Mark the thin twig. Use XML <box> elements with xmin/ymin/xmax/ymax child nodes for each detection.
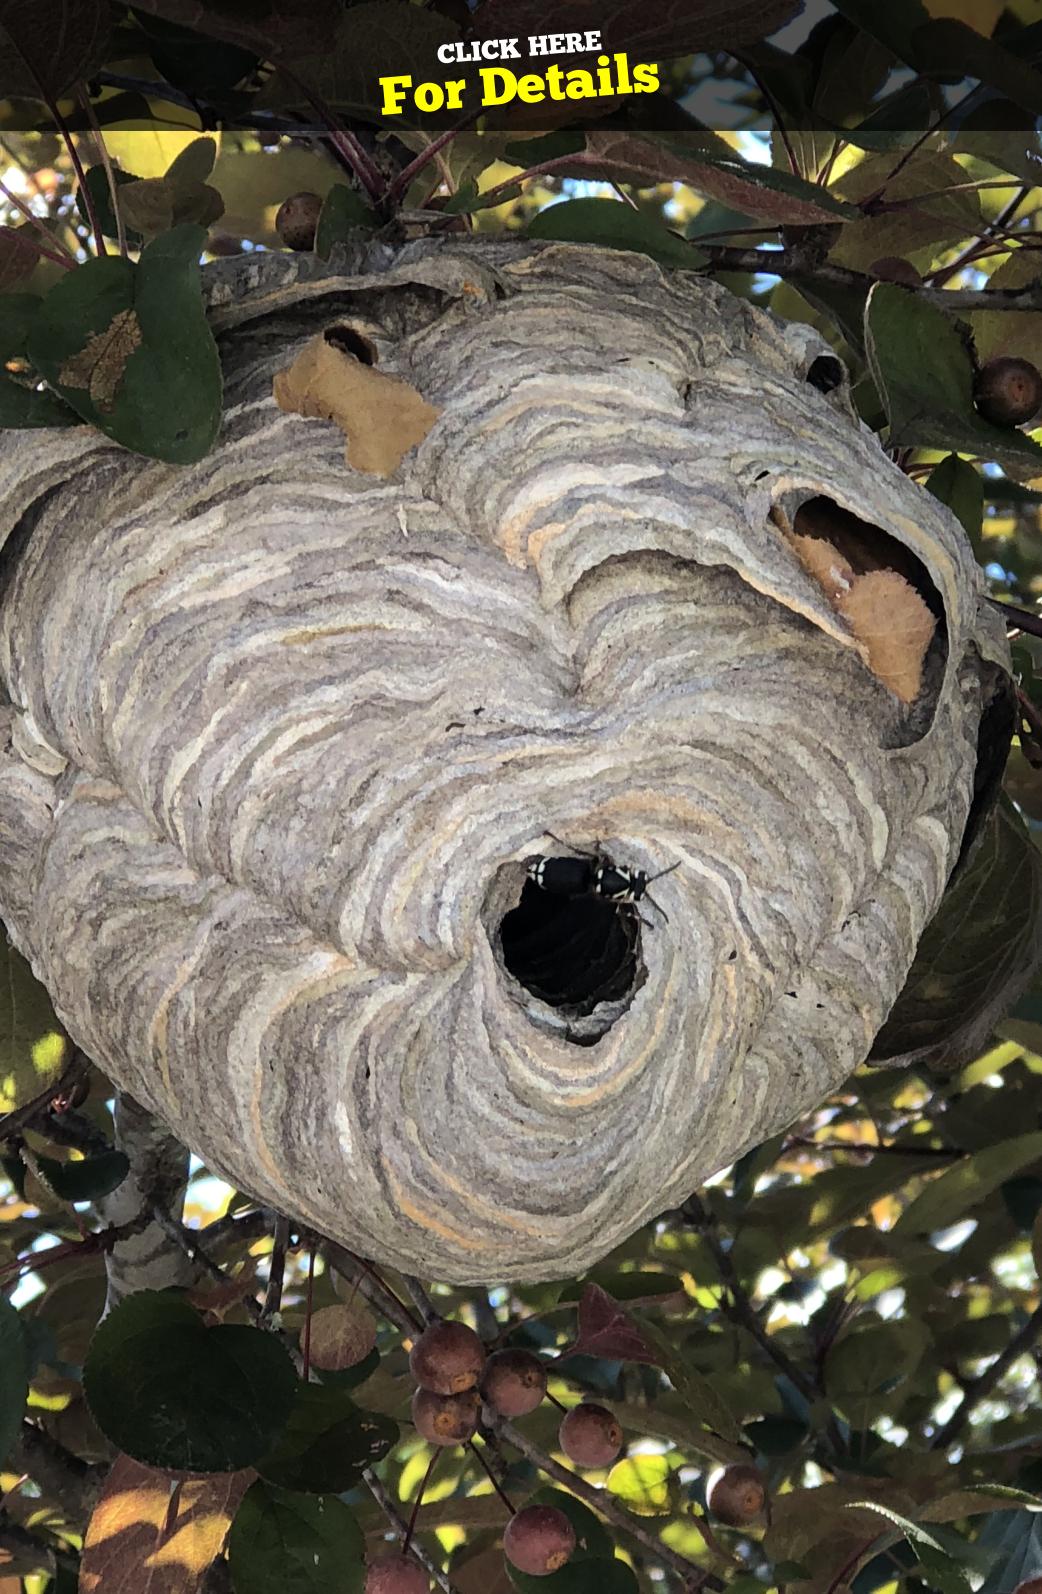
<box><xmin>734</xmin><ymin>52</ymin><xmax>799</xmax><ymax>178</ymax></box>
<box><xmin>324</xmin><ymin>1242</ymin><xmax>423</xmax><ymax>1333</ymax></box>
<box><xmin>695</xmin><ymin>244</ymin><xmax>1042</xmax><ymax>310</ymax></box>
<box><xmin>75</xmin><ymin>86</ymin><xmax>126</xmax><ymax>257</ymax></box>
<box><xmin>302</xmin><ymin>1244</ymin><xmax>316</xmax><ymax>1379</ymax></box>
<box><xmin>0</xmin><ymin>1052</ymin><xmax>90</xmax><ymax>1144</ymax></box>
<box><xmin>0</xmin><ymin>175</ymin><xmax>77</xmax><ymax>265</ymax></box>
<box><xmin>14</xmin><ymin>1422</ymin><xmax>101</xmax><ymax>1521</ymax></box>
<box><xmin>928</xmin><ymin>185</ymin><xmax>1030</xmax><ymax>289</ymax></box>
<box><xmin>825</xmin><ymin>1531</ymin><xmax>886</xmax><ymax>1594</ymax></box>
<box><xmin>43</xmin><ymin>95</ymin><xmax>105</xmax><ymax>258</ymax></box>
<box><xmin>362</xmin><ymin>1466</ymin><xmax>457</xmax><ymax>1594</ymax></box>
<box><xmin>150</xmin><ymin>1205</ymin><xmax>265</xmax><ymax>1323</ymax></box>
<box><xmin>262</xmin><ymin>1214</ymin><xmax>290</xmax><ymax>1320</ymax></box>
<box><xmin>785</xmin><ymin>1135</ymin><xmax>961</xmax><ymax>1159</ymax></box>
<box><xmin>387</xmin><ymin>124</ymin><xmax>472</xmax><ymax>204</ymax></box>
<box><xmin>466</xmin><ymin>1437</ymin><xmax>516</xmax><ymax>1516</ymax></box>
<box><xmin>992</xmin><ymin>596</ymin><xmax>1042</xmax><ymax>639</ymax></box>
<box><xmin>401</xmin><ymin>1274</ymin><xmax>438</xmax><ymax>1324</ymax></box>
<box><xmin>405</xmin><ymin>1451</ymin><xmax>441</xmax><ymax>1553</ymax></box>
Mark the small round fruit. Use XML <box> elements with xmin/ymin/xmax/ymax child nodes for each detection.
<box><xmin>558</xmin><ymin>1403</ymin><xmax>623</xmax><ymax>1468</ymax></box>
<box><xmin>366</xmin><ymin>1554</ymin><xmax>430</xmax><ymax>1594</ymax></box>
<box><xmin>410</xmin><ymin>1319</ymin><xmax>485</xmax><ymax>1395</ymax></box>
<box><xmin>275</xmin><ymin>191</ymin><xmax>323</xmax><ymax>251</ymax></box>
<box><xmin>481</xmin><ymin>1348</ymin><xmax>547</xmax><ymax>1417</ymax></box>
<box><xmin>868</xmin><ymin>255</ymin><xmax>922</xmax><ymax>286</ymax></box>
<box><xmin>707</xmin><ymin>1463</ymin><xmax>767</xmax><ymax>1526</ymax></box>
<box><xmin>411</xmin><ymin>1386</ymin><xmax>480</xmax><ymax>1446</ymax></box>
<box><xmin>306</xmin><ymin>1301</ymin><xmax>377</xmax><ymax>1371</ymax></box>
<box><xmin>503</xmin><ymin>1506</ymin><xmax>576</xmax><ymax>1576</ymax></box>
<box><xmin>974</xmin><ymin>355</ymin><xmax>1042</xmax><ymax>428</ymax></box>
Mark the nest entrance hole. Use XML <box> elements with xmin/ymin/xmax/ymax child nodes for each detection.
<box><xmin>500</xmin><ymin>881</ymin><xmax>642</xmax><ymax>1033</ymax></box>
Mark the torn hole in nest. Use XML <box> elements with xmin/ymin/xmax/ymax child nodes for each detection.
<box><xmin>771</xmin><ymin>494</ymin><xmax>946</xmax><ymax>706</ymax></box>
<box><xmin>805</xmin><ymin>354</ymin><xmax>845</xmax><ymax>394</ymax></box>
<box><xmin>323</xmin><ymin>324</ymin><xmax>378</xmax><ymax>365</ymax></box>
<box><xmin>500</xmin><ymin>881</ymin><xmax>645</xmax><ymax>1036</ymax></box>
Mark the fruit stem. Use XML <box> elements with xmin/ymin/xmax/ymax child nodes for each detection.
<box><xmin>401</xmin><ymin>1273</ymin><xmax>438</xmax><ymax>1324</ymax></box>
<box><xmin>302</xmin><ymin>1244</ymin><xmax>316</xmax><ymax>1380</ymax></box>
<box><xmin>404</xmin><ymin>1450</ymin><xmax>441</xmax><ymax>1555</ymax></box>
<box><xmin>466</xmin><ymin>1437</ymin><xmax>516</xmax><ymax>1516</ymax></box>
<box><xmin>261</xmin><ymin>1214</ymin><xmax>290</xmax><ymax>1321</ymax></box>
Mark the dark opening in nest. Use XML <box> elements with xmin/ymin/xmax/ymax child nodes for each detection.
<box><xmin>500</xmin><ymin>881</ymin><xmax>642</xmax><ymax>1031</ymax></box>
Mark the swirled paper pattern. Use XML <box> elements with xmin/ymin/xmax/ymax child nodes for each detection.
<box><xmin>0</xmin><ymin>239</ymin><xmax>1008</xmax><ymax>1280</ymax></box>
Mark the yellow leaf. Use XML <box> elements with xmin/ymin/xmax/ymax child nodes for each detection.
<box><xmin>606</xmin><ymin>1454</ymin><xmax>672</xmax><ymax>1516</ymax></box>
<box><xmin>102</xmin><ymin>130</ymin><xmax>215</xmax><ymax>181</ymax></box>
<box><xmin>923</xmin><ymin>0</ymin><xmax>1003</xmax><ymax>32</ymax></box>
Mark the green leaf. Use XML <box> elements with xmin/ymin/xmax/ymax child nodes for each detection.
<box><xmin>76</xmin><ymin>165</ymin><xmax>144</xmax><ymax>248</ymax></box>
<box><xmin>864</xmin><ymin>283</ymin><xmax>1042</xmax><ymax>475</ymax></box>
<box><xmin>896</xmin><ymin>1131</ymin><xmax>1042</xmax><ymax>1238</ymax></box>
<box><xmin>32</xmin><ymin>1150</ymin><xmax>130</xmax><ymax>1203</ymax></box>
<box><xmin>627</xmin><ymin>1312</ymin><xmax>745</xmax><ymax>1446</ymax></box>
<box><xmin>560</xmin><ymin>1270</ymin><xmax>685</xmax><ymax>1304</ymax></box>
<box><xmin>829</xmin><ymin>150</ymin><xmax>983</xmax><ymax>275</ymax></box>
<box><xmin>606</xmin><ymin>1454</ymin><xmax>671</xmax><ymax>1516</ymax></box>
<box><xmin>0</xmin><ymin>293</ymin><xmax>40</xmax><ymax>358</ymax></box>
<box><xmin>925</xmin><ymin>454</ymin><xmax>983</xmax><ymax>545</ymax></box>
<box><xmin>0</xmin><ymin>1295</ymin><xmax>28</xmax><ymax>1468</ymax></box>
<box><xmin>527</xmin><ymin>199</ymin><xmax>703</xmax><ymax>270</ymax></box>
<box><xmin>870</xmin><ymin>800</ymin><xmax>1042</xmax><ymax>1073</ymax></box>
<box><xmin>508</xmin><ymin>1559</ymin><xmax>637</xmax><ymax>1594</ymax></box>
<box><xmin>0</xmin><ymin>225</ymin><xmax>40</xmax><ymax>291</ymax></box>
<box><xmin>263</xmin><ymin>1</ymin><xmax>460</xmax><ymax>119</ymax></box>
<box><xmin>912</xmin><ymin>1541</ymin><xmax>973</xmax><ymax>1594</ymax></box>
<box><xmin>84</xmin><ymin>1289</ymin><xmax>298</xmax><ymax>1472</ymax></box>
<box><xmin>0</xmin><ymin>943</ymin><xmax>70</xmax><ymax>1113</ymax></box>
<box><xmin>28</xmin><ymin>223</ymin><xmax>223</xmax><ymax>464</ymax></box>
<box><xmin>977</xmin><ymin>1509</ymin><xmax>1042</xmax><ymax>1594</ymax></box>
<box><xmin>115</xmin><ymin>138</ymin><xmax>224</xmax><ymax>239</ymax></box>
<box><xmin>314</xmin><ymin>184</ymin><xmax>375</xmax><ymax>259</ymax></box>
<box><xmin>829</xmin><ymin>0</ymin><xmax>931</xmax><ymax>62</ymax></box>
<box><xmin>228</xmin><ymin>1480</ymin><xmax>365</xmax><ymax>1594</ymax></box>
<box><xmin>0</xmin><ymin>373</ymin><xmax>79</xmax><ymax>429</ymax></box>
<box><xmin>0</xmin><ymin>0</ymin><xmax>112</xmax><ymax>101</ymax></box>
<box><xmin>166</xmin><ymin>136</ymin><xmax>218</xmax><ymax>189</ymax></box>
<box><xmin>912</xmin><ymin>20</ymin><xmax>1042</xmax><ymax>115</ymax></box>
<box><xmin>824</xmin><ymin>1318</ymin><xmax>928</xmax><ymax>1412</ymax></box>
<box><xmin>257</xmin><ymin>1383</ymin><xmax>397</xmax><ymax>1493</ymax></box>
<box><xmin>315</xmin><ymin>1344</ymin><xmax>380</xmax><ymax>1390</ymax></box>
<box><xmin>586</xmin><ymin>131</ymin><xmax>859</xmax><ymax>226</ymax></box>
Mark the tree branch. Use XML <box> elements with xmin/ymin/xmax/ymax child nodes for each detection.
<box><xmin>696</xmin><ymin>245</ymin><xmax>1042</xmax><ymax>311</ymax></box>
<box><xmin>13</xmin><ymin>1421</ymin><xmax>102</xmax><ymax>1523</ymax></box>
<box><xmin>324</xmin><ymin>1242</ymin><xmax>423</xmax><ymax>1333</ymax></box>
<box><xmin>400</xmin><ymin>1274</ymin><xmax>438</xmax><ymax>1324</ymax></box>
<box><xmin>362</xmin><ymin>1465</ymin><xmax>458</xmax><ymax>1594</ymax></box>
<box><xmin>932</xmin><ymin>1300</ymin><xmax>1042</xmax><ymax>1449</ymax></box>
